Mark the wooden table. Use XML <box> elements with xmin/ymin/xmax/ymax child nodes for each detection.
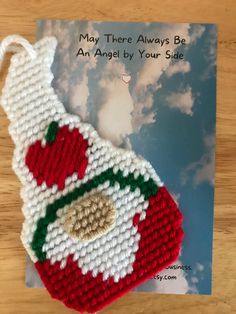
<box><xmin>0</xmin><ymin>1</ymin><xmax>235</xmax><ymax>313</ymax></box>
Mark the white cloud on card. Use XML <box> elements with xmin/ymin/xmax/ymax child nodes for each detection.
<box><xmin>42</xmin><ymin>20</ymin><xmax>99</xmax><ymax>116</ymax></box>
<box><xmin>70</xmin><ymin>72</ymin><xmax>89</xmax><ymax>120</ymax></box>
<box><xmin>195</xmin><ymin>262</ymin><xmax>205</xmax><ymax>272</ymax></box>
<box><xmin>96</xmin><ymin>23</ymin><xmax>202</xmax><ymax>144</ymax></box>
<box><xmin>166</xmin><ymin>86</ymin><xmax>195</xmax><ymax>116</ymax></box>
<box><xmin>153</xmin><ymin>261</ymin><xmax>195</xmax><ymax>294</ymax></box>
<box><xmin>97</xmin><ymin>60</ymin><xmax>134</xmax><ymax>145</ymax></box>
<box><xmin>166</xmin><ymin>61</ymin><xmax>191</xmax><ymax>77</ymax></box>
<box><xmin>190</xmin><ymin>24</ymin><xmax>206</xmax><ymax>44</ymax></box>
<box><xmin>134</xmin><ymin>24</ymin><xmax>191</xmax><ymax>91</ymax></box>
<box><xmin>181</xmin><ymin>132</ymin><xmax>215</xmax><ymax>186</ymax></box>
<box><xmin>131</xmin><ymin>23</ymin><xmax>193</xmax><ymax>132</ymax></box>
<box><xmin>201</xmin><ymin>25</ymin><xmax>217</xmax><ymax>80</ymax></box>
<box><xmin>135</xmin><ymin>259</ymin><xmax>198</xmax><ymax>294</ymax></box>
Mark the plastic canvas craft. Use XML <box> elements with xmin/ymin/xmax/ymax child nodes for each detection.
<box><xmin>0</xmin><ymin>35</ymin><xmax>184</xmax><ymax>313</ymax></box>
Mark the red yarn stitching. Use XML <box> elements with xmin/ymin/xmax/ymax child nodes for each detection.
<box><xmin>35</xmin><ymin>187</ymin><xmax>184</xmax><ymax>313</ymax></box>
<box><xmin>133</xmin><ymin>213</ymin><xmax>141</xmax><ymax>226</ymax></box>
<box><xmin>25</xmin><ymin>125</ymin><xmax>89</xmax><ymax>190</ymax></box>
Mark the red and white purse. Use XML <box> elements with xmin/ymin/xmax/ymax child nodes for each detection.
<box><xmin>0</xmin><ymin>35</ymin><xmax>184</xmax><ymax>313</ymax></box>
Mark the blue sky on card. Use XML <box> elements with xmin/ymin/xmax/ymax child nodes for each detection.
<box><xmin>37</xmin><ymin>20</ymin><xmax>217</xmax><ymax>294</ymax></box>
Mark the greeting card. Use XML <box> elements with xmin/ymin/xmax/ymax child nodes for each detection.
<box><xmin>25</xmin><ymin>20</ymin><xmax>217</xmax><ymax>295</ymax></box>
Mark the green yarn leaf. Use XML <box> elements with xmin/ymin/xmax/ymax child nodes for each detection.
<box><xmin>45</xmin><ymin>121</ymin><xmax>59</xmax><ymax>144</ymax></box>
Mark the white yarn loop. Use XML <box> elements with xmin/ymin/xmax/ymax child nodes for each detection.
<box><xmin>0</xmin><ymin>35</ymin><xmax>37</xmax><ymax>69</ymax></box>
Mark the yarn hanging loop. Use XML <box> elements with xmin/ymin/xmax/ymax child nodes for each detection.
<box><xmin>0</xmin><ymin>35</ymin><xmax>37</xmax><ymax>70</ymax></box>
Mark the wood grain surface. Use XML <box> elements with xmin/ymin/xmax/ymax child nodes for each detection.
<box><xmin>0</xmin><ymin>1</ymin><xmax>235</xmax><ymax>313</ymax></box>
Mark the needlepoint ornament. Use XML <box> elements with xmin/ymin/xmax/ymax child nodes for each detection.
<box><xmin>0</xmin><ymin>35</ymin><xmax>184</xmax><ymax>313</ymax></box>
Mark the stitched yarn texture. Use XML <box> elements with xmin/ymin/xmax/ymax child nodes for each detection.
<box><xmin>64</xmin><ymin>193</ymin><xmax>116</xmax><ymax>241</ymax></box>
<box><xmin>0</xmin><ymin>36</ymin><xmax>184</xmax><ymax>313</ymax></box>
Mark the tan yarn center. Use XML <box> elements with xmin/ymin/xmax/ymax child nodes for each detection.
<box><xmin>64</xmin><ymin>194</ymin><xmax>116</xmax><ymax>241</ymax></box>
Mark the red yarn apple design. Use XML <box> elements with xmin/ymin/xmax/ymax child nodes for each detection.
<box><xmin>25</xmin><ymin>120</ymin><xmax>184</xmax><ymax>313</ymax></box>
<box><xmin>25</xmin><ymin>122</ymin><xmax>88</xmax><ymax>190</ymax></box>
<box><xmin>35</xmin><ymin>187</ymin><xmax>184</xmax><ymax>313</ymax></box>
